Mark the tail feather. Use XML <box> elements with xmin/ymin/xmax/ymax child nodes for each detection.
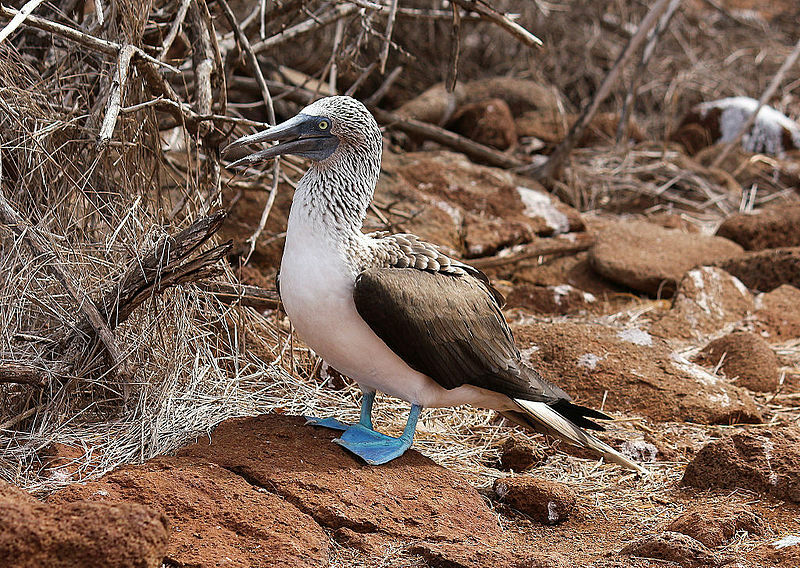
<box><xmin>506</xmin><ymin>399</ymin><xmax>647</xmax><ymax>474</ymax></box>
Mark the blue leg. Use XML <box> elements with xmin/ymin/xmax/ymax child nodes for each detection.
<box><xmin>305</xmin><ymin>390</ymin><xmax>375</xmax><ymax>431</ymax></box>
<box><xmin>335</xmin><ymin>404</ymin><xmax>422</xmax><ymax>465</ymax></box>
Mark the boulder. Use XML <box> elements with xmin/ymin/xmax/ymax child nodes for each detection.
<box><xmin>666</xmin><ymin>503</ymin><xmax>765</xmax><ymax>548</ymax></box>
<box><xmin>714</xmin><ymin>247</ymin><xmax>800</xmax><ymax>292</ymax></box>
<box><xmin>514</xmin><ymin>321</ymin><xmax>761</xmax><ymax>425</ymax></box>
<box><xmin>650</xmin><ymin>267</ymin><xmax>754</xmax><ymax>341</ymax></box>
<box><xmin>377</xmin><ymin>151</ymin><xmax>583</xmax><ymax>257</ymax></box>
<box><xmin>493</xmin><ymin>477</ymin><xmax>577</xmax><ymax>525</ymax></box>
<box><xmin>589</xmin><ymin>221</ymin><xmax>743</xmax><ymax>297</ymax></box>
<box><xmin>620</xmin><ymin>531</ymin><xmax>717</xmax><ymax>567</ymax></box>
<box><xmin>516</xmin><ymin>111</ymin><xmax>645</xmax><ymax>147</ymax></box>
<box><xmin>447</xmin><ymin>98</ymin><xmax>518</xmax><ymax>150</ymax></box>
<box><xmin>754</xmin><ymin>284</ymin><xmax>800</xmax><ymax>340</ymax></box>
<box><xmin>177</xmin><ymin>414</ymin><xmax>502</xmax><ymax>548</ymax></box>
<box><xmin>683</xmin><ymin>428</ymin><xmax>800</xmax><ymax>502</ymax></box>
<box><xmin>49</xmin><ymin>456</ymin><xmax>328</xmax><ymax>568</ymax></box>
<box><xmin>696</xmin><ymin>332</ymin><xmax>780</xmax><ymax>392</ymax></box>
<box><xmin>716</xmin><ymin>204</ymin><xmax>800</xmax><ymax>250</ymax></box>
<box><xmin>1</xmin><ymin>480</ymin><xmax>169</xmax><ymax>568</ymax></box>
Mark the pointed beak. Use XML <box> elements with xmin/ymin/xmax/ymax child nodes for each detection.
<box><xmin>222</xmin><ymin>113</ymin><xmax>338</xmax><ymax>168</ymax></box>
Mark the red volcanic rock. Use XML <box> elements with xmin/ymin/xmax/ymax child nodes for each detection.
<box><xmin>666</xmin><ymin>503</ymin><xmax>765</xmax><ymax>548</ymax></box>
<box><xmin>754</xmin><ymin>284</ymin><xmax>800</xmax><ymax>340</ymax></box>
<box><xmin>448</xmin><ymin>98</ymin><xmax>518</xmax><ymax>150</ymax></box>
<box><xmin>683</xmin><ymin>428</ymin><xmax>800</xmax><ymax>502</ymax></box>
<box><xmin>697</xmin><ymin>332</ymin><xmax>780</xmax><ymax>392</ymax></box>
<box><xmin>505</xmin><ymin>283</ymin><xmax>597</xmax><ymax>315</ymax></box>
<box><xmin>716</xmin><ymin>204</ymin><xmax>800</xmax><ymax>250</ymax></box>
<box><xmin>495</xmin><ymin>436</ymin><xmax>546</xmax><ymax>472</ymax></box>
<box><xmin>714</xmin><ymin>247</ymin><xmax>800</xmax><ymax>292</ymax></box>
<box><xmin>177</xmin><ymin>414</ymin><xmax>502</xmax><ymax>547</ymax></box>
<box><xmin>1</xmin><ymin>480</ymin><xmax>169</xmax><ymax>568</ymax></box>
<box><xmin>514</xmin><ymin>320</ymin><xmax>761</xmax><ymax>425</ymax></box>
<box><xmin>650</xmin><ymin>267</ymin><xmax>754</xmax><ymax>341</ymax></box>
<box><xmin>620</xmin><ymin>531</ymin><xmax>717</xmax><ymax>567</ymax></box>
<box><xmin>589</xmin><ymin>220</ymin><xmax>743</xmax><ymax>297</ymax></box>
<box><xmin>493</xmin><ymin>477</ymin><xmax>577</xmax><ymax>525</ymax></box>
<box><xmin>49</xmin><ymin>456</ymin><xmax>328</xmax><ymax>568</ymax></box>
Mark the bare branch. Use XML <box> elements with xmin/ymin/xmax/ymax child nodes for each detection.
<box><xmin>466</xmin><ymin>233</ymin><xmax>595</xmax><ymax>269</ymax></box>
<box><xmin>98</xmin><ymin>44</ymin><xmax>136</xmax><ymax>148</ymax></box>
<box><xmin>450</xmin><ymin>0</ymin><xmax>542</xmax><ymax>48</ymax></box>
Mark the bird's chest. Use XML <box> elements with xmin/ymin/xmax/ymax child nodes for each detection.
<box><xmin>279</xmin><ymin>210</ymin><xmax>361</xmax><ymax>352</ymax></box>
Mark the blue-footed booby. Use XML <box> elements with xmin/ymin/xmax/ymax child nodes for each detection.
<box><xmin>223</xmin><ymin>96</ymin><xmax>644</xmax><ymax>472</ymax></box>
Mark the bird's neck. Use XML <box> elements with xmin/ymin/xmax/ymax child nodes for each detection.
<box><xmin>289</xmin><ymin>145</ymin><xmax>382</xmax><ymax>242</ymax></box>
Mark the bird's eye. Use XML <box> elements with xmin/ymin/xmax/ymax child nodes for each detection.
<box><xmin>318</xmin><ymin>120</ymin><xmax>329</xmax><ymax>130</ymax></box>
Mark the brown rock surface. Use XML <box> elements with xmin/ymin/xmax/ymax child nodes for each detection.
<box><xmin>49</xmin><ymin>456</ymin><xmax>328</xmax><ymax>568</ymax></box>
<box><xmin>697</xmin><ymin>332</ymin><xmax>780</xmax><ymax>392</ymax></box>
<box><xmin>505</xmin><ymin>283</ymin><xmax>597</xmax><ymax>315</ymax></box>
<box><xmin>666</xmin><ymin>503</ymin><xmax>765</xmax><ymax>547</ymax></box>
<box><xmin>589</xmin><ymin>220</ymin><xmax>743</xmax><ymax>297</ymax></box>
<box><xmin>493</xmin><ymin>477</ymin><xmax>577</xmax><ymax>525</ymax></box>
<box><xmin>650</xmin><ymin>267</ymin><xmax>754</xmax><ymax>340</ymax></box>
<box><xmin>447</xmin><ymin>98</ymin><xmax>518</xmax><ymax>150</ymax></box>
<box><xmin>1</xmin><ymin>480</ymin><xmax>169</xmax><ymax>568</ymax></box>
<box><xmin>377</xmin><ymin>151</ymin><xmax>583</xmax><ymax>257</ymax></box>
<box><xmin>716</xmin><ymin>205</ymin><xmax>800</xmax><ymax>250</ymax></box>
<box><xmin>516</xmin><ymin>111</ymin><xmax>645</xmax><ymax>147</ymax></box>
<box><xmin>713</xmin><ymin>247</ymin><xmax>800</xmax><ymax>292</ymax></box>
<box><xmin>683</xmin><ymin>428</ymin><xmax>800</xmax><ymax>502</ymax></box>
<box><xmin>754</xmin><ymin>284</ymin><xmax>800</xmax><ymax>340</ymax></box>
<box><xmin>178</xmin><ymin>414</ymin><xmax>502</xmax><ymax>547</ymax></box>
<box><xmin>495</xmin><ymin>436</ymin><xmax>545</xmax><ymax>472</ymax></box>
<box><xmin>620</xmin><ymin>531</ymin><xmax>717</xmax><ymax>566</ymax></box>
<box><xmin>514</xmin><ymin>321</ymin><xmax>761</xmax><ymax>424</ymax></box>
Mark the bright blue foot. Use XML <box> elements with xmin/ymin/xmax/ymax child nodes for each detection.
<box><xmin>334</xmin><ymin>404</ymin><xmax>421</xmax><ymax>465</ymax></box>
<box><xmin>304</xmin><ymin>416</ymin><xmax>351</xmax><ymax>431</ymax></box>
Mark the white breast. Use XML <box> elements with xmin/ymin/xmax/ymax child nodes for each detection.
<box><xmin>279</xmin><ymin>201</ymin><xmax>514</xmax><ymax>411</ymax></box>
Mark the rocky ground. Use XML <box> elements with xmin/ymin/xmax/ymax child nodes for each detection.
<box><xmin>4</xmin><ymin>146</ymin><xmax>800</xmax><ymax>567</ymax></box>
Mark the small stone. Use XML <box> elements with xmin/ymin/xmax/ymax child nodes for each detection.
<box><xmin>495</xmin><ymin>437</ymin><xmax>545</xmax><ymax>471</ymax></box>
<box><xmin>716</xmin><ymin>204</ymin><xmax>800</xmax><ymax>250</ymax></box>
<box><xmin>493</xmin><ymin>477</ymin><xmax>577</xmax><ymax>525</ymax></box>
<box><xmin>589</xmin><ymin>220</ymin><xmax>743</xmax><ymax>297</ymax></box>
<box><xmin>666</xmin><ymin>503</ymin><xmax>765</xmax><ymax>548</ymax></box>
<box><xmin>620</xmin><ymin>531</ymin><xmax>717</xmax><ymax>567</ymax></box>
<box><xmin>448</xmin><ymin>98</ymin><xmax>517</xmax><ymax>150</ymax></box>
<box><xmin>714</xmin><ymin>247</ymin><xmax>800</xmax><ymax>292</ymax></box>
<box><xmin>754</xmin><ymin>284</ymin><xmax>800</xmax><ymax>340</ymax></box>
<box><xmin>697</xmin><ymin>331</ymin><xmax>780</xmax><ymax>392</ymax></box>
<box><xmin>683</xmin><ymin>428</ymin><xmax>800</xmax><ymax>502</ymax></box>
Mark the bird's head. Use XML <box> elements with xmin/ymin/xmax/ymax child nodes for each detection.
<box><xmin>223</xmin><ymin>96</ymin><xmax>381</xmax><ymax>169</ymax></box>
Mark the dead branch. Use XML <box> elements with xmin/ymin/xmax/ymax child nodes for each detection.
<box><xmin>378</xmin><ymin>0</ymin><xmax>399</xmax><ymax>74</ymax></box>
<box><xmin>523</xmin><ymin>0</ymin><xmax>671</xmax><ymax>180</ymax></box>
<box><xmin>0</xmin><ymin>0</ymin><xmax>45</xmax><ymax>45</ymax></box>
<box><xmin>0</xmin><ymin>362</ymin><xmax>46</xmax><ymax>387</ymax></box>
<box><xmin>158</xmin><ymin>0</ymin><xmax>192</xmax><ymax>60</ymax></box>
<box><xmin>450</xmin><ymin>0</ymin><xmax>541</xmax><ymax>48</ymax></box>
<box><xmin>710</xmin><ymin>37</ymin><xmax>800</xmax><ymax>169</ymax></box>
<box><xmin>466</xmin><ymin>233</ymin><xmax>595</xmax><ymax>269</ymax></box>
<box><xmin>617</xmin><ymin>0</ymin><xmax>681</xmax><ymax>143</ymax></box>
<box><xmin>250</xmin><ymin>3</ymin><xmax>357</xmax><ymax>54</ymax></box>
<box><xmin>98</xmin><ymin>44</ymin><xmax>136</xmax><ymax>148</ymax></box>
<box><xmin>371</xmin><ymin>107</ymin><xmax>524</xmax><ymax>169</ymax></box>
<box><xmin>196</xmin><ymin>281</ymin><xmax>280</xmax><ymax>311</ymax></box>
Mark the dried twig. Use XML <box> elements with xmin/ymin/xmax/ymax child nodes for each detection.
<box><xmin>196</xmin><ymin>281</ymin><xmax>280</xmax><ymax>311</ymax></box>
<box><xmin>0</xmin><ymin>0</ymin><xmax>45</xmax><ymax>45</ymax></box>
<box><xmin>250</xmin><ymin>3</ymin><xmax>357</xmax><ymax>54</ymax></box>
<box><xmin>98</xmin><ymin>44</ymin><xmax>136</xmax><ymax>148</ymax></box>
<box><xmin>710</xmin><ymin>37</ymin><xmax>800</xmax><ymax>169</ymax></box>
<box><xmin>158</xmin><ymin>0</ymin><xmax>192</xmax><ymax>60</ymax></box>
<box><xmin>0</xmin><ymin>362</ymin><xmax>46</xmax><ymax>387</ymax></box>
<box><xmin>378</xmin><ymin>0</ymin><xmax>398</xmax><ymax>74</ymax></box>
<box><xmin>446</xmin><ymin>4</ymin><xmax>462</xmax><ymax>93</ymax></box>
<box><xmin>371</xmin><ymin>107</ymin><xmax>524</xmax><ymax>169</ymax></box>
<box><xmin>450</xmin><ymin>0</ymin><xmax>542</xmax><ymax>48</ymax></box>
<box><xmin>523</xmin><ymin>0</ymin><xmax>671</xmax><ymax>179</ymax></box>
<box><xmin>467</xmin><ymin>233</ymin><xmax>595</xmax><ymax>269</ymax></box>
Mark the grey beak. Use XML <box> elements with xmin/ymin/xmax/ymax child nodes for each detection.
<box><xmin>222</xmin><ymin>113</ymin><xmax>337</xmax><ymax>168</ymax></box>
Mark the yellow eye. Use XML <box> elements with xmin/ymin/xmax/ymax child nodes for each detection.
<box><xmin>318</xmin><ymin>120</ymin><xmax>329</xmax><ymax>130</ymax></box>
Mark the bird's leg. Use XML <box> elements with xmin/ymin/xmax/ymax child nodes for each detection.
<box><xmin>334</xmin><ymin>404</ymin><xmax>422</xmax><ymax>465</ymax></box>
<box><xmin>305</xmin><ymin>390</ymin><xmax>376</xmax><ymax>432</ymax></box>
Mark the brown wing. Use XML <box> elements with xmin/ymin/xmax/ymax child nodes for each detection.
<box><xmin>353</xmin><ymin>266</ymin><xmax>570</xmax><ymax>403</ymax></box>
